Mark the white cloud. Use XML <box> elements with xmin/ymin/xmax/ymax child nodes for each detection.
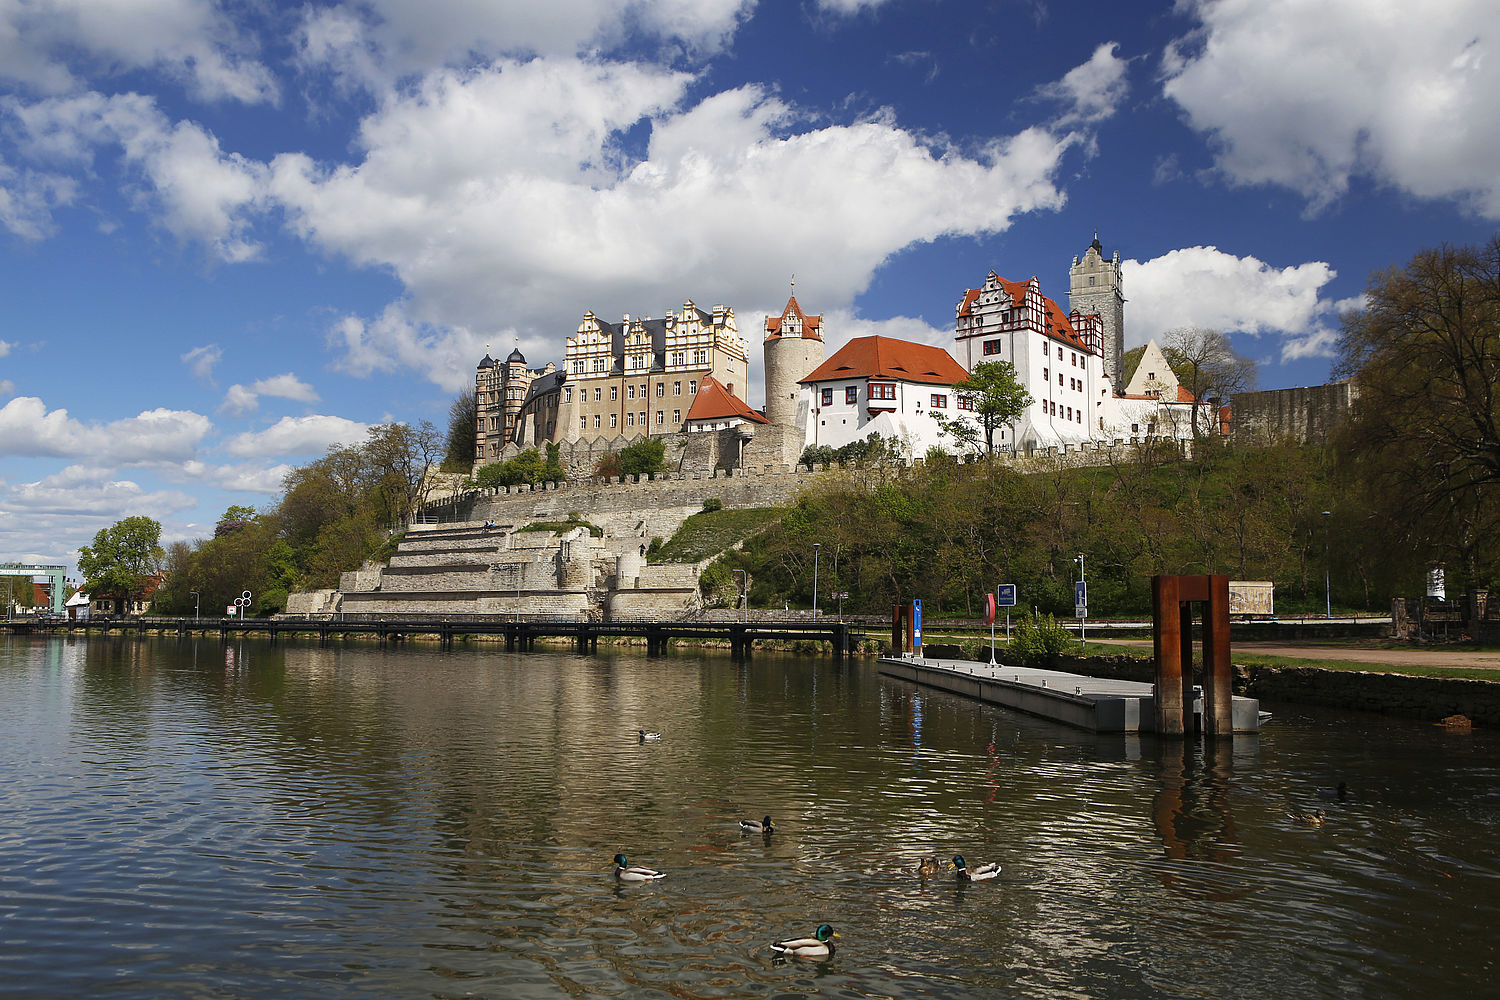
<box><xmin>221</xmin><ymin>384</ymin><xmax>258</xmax><ymax>415</ymax></box>
<box><xmin>181</xmin><ymin>343</ymin><xmax>221</xmax><ymax>382</ymax></box>
<box><xmin>1036</xmin><ymin>41</ymin><xmax>1129</xmax><ymax>125</ymax></box>
<box><xmin>0</xmin><ymin>379</ymin><xmax>13</xmax><ymax>396</ymax></box>
<box><xmin>8</xmin><ymin>91</ymin><xmax>269</xmax><ymax>259</ymax></box>
<box><xmin>1124</xmin><ymin>246</ymin><xmax>1342</xmax><ymax>361</ymax></box>
<box><xmin>0</xmin><ymin>0</ymin><xmax>276</xmax><ymax>104</ymax></box>
<box><xmin>224</xmin><ymin>414</ymin><xmax>370</xmax><ymax>458</ymax></box>
<box><xmin>220</xmin><ymin>373</ymin><xmax>320</xmax><ymax>415</ymax></box>
<box><xmin>0</xmin><ymin>338</ymin><xmax>11</xmax><ymax>357</ymax></box>
<box><xmin>165</xmin><ymin>460</ymin><xmax>293</xmax><ymax>494</ymax></box>
<box><xmin>272</xmin><ymin>53</ymin><xmax>1087</xmax><ymax>387</ymax></box>
<box><xmin>0</xmin><ymin>396</ymin><xmax>211</xmax><ymax>461</ymax></box>
<box><xmin>5</xmin><ymin>466</ymin><xmax>196</xmax><ymax>517</ymax></box>
<box><xmin>0</xmin><ymin>156</ymin><xmax>75</xmax><ymax>238</ymax></box>
<box><xmin>1164</xmin><ymin>0</ymin><xmax>1500</xmax><ymax>217</ymax></box>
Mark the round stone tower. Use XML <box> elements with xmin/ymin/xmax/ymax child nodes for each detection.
<box><xmin>762</xmin><ymin>294</ymin><xmax>824</xmax><ymax>429</ymax></box>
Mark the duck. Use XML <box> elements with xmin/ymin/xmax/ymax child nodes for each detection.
<box><xmin>1289</xmin><ymin>808</ymin><xmax>1326</xmax><ymax>827</ymax></box>
<box><xmin>949</xmin><ymin>854</ymin><xmax>1000</xmax><ymax>881</ymax></box>
<box><xmin>638</xmin><ymin>729</ymin><xmax>662</xmax><ymax>742</ymax></box>
<box><xmin>769</xmin><ymin>923</ymin><xmax>838</xmax><ymax>960</ymax></box>
<box><xmin>612</xmin><ymin>853</ymin><xmax>665</xmax><ymax>881</ymax></box>
<box><xmin>915</xmin><ymin>855</ymin><xmax>944</xmax><ymax>878</ymax></box>
<box><xmin>741</xmin><ymin>814</ymin><xmax>775</xmax><ymax>835</ymax></box>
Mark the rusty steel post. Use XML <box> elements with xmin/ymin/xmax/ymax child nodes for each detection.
<box><xmin>1203</xmin><ymin>574</ymin><xmax>1234</xmax><ymax>736</ymax></box>
<box><xmin>1152</xmin><ymin>575</ymin><xmax>1186</xmax><ymax>737</ymax></box>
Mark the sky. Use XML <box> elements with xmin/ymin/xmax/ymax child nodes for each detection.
<box><xmin>2</xmin><ymin>0</ymin><xmax>1497</xmax><ymax>583</ymax></box>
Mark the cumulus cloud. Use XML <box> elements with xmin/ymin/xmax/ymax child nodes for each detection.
<box><xmin>1036</xmin><ymin>41</ymin><xmax>1129</xmax><ymax>126</ymax></box>
<box><xmin>0</xmin><ymin>0</ymin><xmax>276</xmax><ymax>104</ymax></box>
<box><xmin>220</xmin><ymin>373</ymin><xmax>320</xmax><ymax>415</ymax></box>
<box><xmin>0</xmin><ymin>156</ymin><xmax>76</xmax><ymax>238</ymax></box>
<box><xmin>165</xmin><ymin>460</ymin><xmax>293</xmax><ymax>494</ymax></box>
<box><xmin>5</xmin><ymin>465</ymin><xmax>196</xmax><ymax>517</ymax></box>
<box><xmin>0</xmin><ymin>338</ymin><xmax>11</xmax><ymax>357</ymax></box>
<box><xmin>273</xmin><ymin>53</ymin><xmax>1086</xmax><ymax>387</ymax></box>
<box><xmin>1164</xmin><ymin>0</ymin><xmax>1500</xmax><ymax>217</ymax></box>
<box><xmin>224</xmin><ymin>414</ymin><xmax>370</xmax><ymax>458</ymax></box>
<box><xmin>1124</xmin><ymin>246</ymin><xmax>1343</xmax><ymax>361</ymax></box>
<box><xmin>8</xmin><ymin>91</ymin><xmax>269</xmax><ymax>260</ymax></box>
<box><xmin>0</xmin><ymin>396</ymin><xmax>211</xmax><ymax>461</ymax></box>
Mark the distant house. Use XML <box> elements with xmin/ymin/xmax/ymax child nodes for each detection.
<box><xmin>799</xmin><ymin>335</ymin><xmax>977</xmax><ymax>457</ymax></box>
<box><xmin>66</xmin><ymin>590</ymin><xmax>91</xmax><ymax>621</ymax></box>
<box><xmin>89</xmin><ymin>572</ymin><xmax>165</xmax><ymax>617</ymax></box>
<box><xmin>682</xmin><ymin>375</ymin><xmax>770</xmax><ymax>434</ymax></box>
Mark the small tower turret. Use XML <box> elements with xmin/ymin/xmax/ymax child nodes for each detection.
<box><xmin>1068</xmin><ymin>233</ymin><xmax>1125</xmax><ymax>388</ymax></box>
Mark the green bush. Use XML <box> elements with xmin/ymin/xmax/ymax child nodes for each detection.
<box><xmin>702</xmin><ymin>498</ymin><xmax>723</xmax><ymax>513</ymax></box>
<box><xmin>1008</xmin><ymin>612</ymin><xmax>1078</xmax><ymax>667</ymax></box>
<box><xmin>699</xmin><ymin>561</ymin><xmax>734</xmax><ymax>606</ymax></box>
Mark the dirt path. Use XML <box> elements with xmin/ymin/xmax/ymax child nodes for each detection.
<box><xmin>1093</xmin><ymin>638</ymin><xmax>1500</xmax><ymax>671</ymax></box>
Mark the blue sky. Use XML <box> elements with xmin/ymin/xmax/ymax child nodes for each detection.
<box><xmin>2</xmin><ymin>0</ymin><xmax>1497</xmax><ymax>581</ymax></box>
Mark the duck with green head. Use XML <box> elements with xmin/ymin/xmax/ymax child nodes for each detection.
<box><xmin>950</xmin><ymin>854</ymin><xmax>1000</xmax><ymax>881</ymax></box>
<box><xmin>770</xmin><ymin>923</ymin><xmax>838</xmax><ymax>959</ymax></box>
<box><xmin>612</xmin><ymin>853</ymin><xmax>665</xmax><ymax>881</ymax></box>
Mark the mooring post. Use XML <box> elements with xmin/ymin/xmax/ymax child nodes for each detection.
<box><xmin>1203</xmin><ymin>574</ymin><xmax>1234</xmax><ymax>736</ymax></box>
<box><xmin>1153</xmin><ymin>575</ymin><xmax>1187</xmax><ymax>737</ymax></box>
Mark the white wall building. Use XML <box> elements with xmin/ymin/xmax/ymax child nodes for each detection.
<box><xmin>799</xmin><ymin>335</ymin><xmax>979</xmax><ymax>458</ymax></box>
<box><xmin>1108</xmin><ymin>339</ymin><xmax>1221</xmax><ymax>442</ymax></box>
<box><xmin>953</xmin><ymin>271</ymin><xmax>1114</xmax><ymax>451</ymax></box>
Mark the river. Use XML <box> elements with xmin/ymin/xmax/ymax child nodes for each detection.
<box><xmin>2</xmin><ymin>635</ymin><xmax>1496</xmax><ymax>998</ymax></box>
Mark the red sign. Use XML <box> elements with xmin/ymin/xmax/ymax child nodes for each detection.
<box><xmin>984</xmin><ymin>593</ymin><xmax>996</xmax><ymax>625</ymax></box>
<box><xmin>227</xmin><ymin>606</ymin><xmax>237</xmax><ymax>616</ymax></box>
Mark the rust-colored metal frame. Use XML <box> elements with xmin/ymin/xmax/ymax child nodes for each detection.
<box><xmin>1151</xmin><ymin>574</ymin><xmax>1234</xmax><ymax>737</ymax></box>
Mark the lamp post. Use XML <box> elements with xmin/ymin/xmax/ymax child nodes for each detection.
<box><xmin>733</xmin><ymin>569</ymin><xmax>747</xmax><ymax>622</ymax></box>
<box><xmin>1322</xmin><ymin>510</ymin><xmax>1332</xmax><ymax>618</ymax></box>
<box><xmin>812</xmin><ymin>543</ymin><xmax>820</xmax><ymax>620</ymax></box>
<box><xmin>190</xmin><ymin>591</ymin><xmax>199</xmax><ymax>623</ymax></box>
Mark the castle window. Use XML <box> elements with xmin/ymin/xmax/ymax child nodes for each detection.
<box><xmin>594</xmin><ymin>387</ymin><xmax>602</xmax><ymax>402</ymax></box>
<box><xmin>628</xmin><ymin>385</ymin><xmax>635</xmax><ymax>400</ymax></box>
<box><xmin>610</xmin><ymin>413</ymin><xmax>617</xmax><ymax>428</ymax></box>
<box><xmin>656</xmin><ymin>410</ymin><xmax>664</xmax><ymax>425</ymax></box>
<box><xmin>580</xmin><ymin>417</ymin><xmax>587</xmax><ymax>431</ymax></box>
<box><xmin>1043</xmin><ymin>368</ymin><xmax>1048</xmax><ymax>380</ymax></box>
<box><xmin>639</xmin><ymin>410</ymin><xmax>646</xmax><ymax>425</ymax></box>
<box><xmin>870</xmin><ymin>383</ymin><xmax>896</xmax><ymax>400</ymax></box>
<box><xmin>957</xmin><ymin>396</ymin><xmax>973</xmax><ymax>410</ymax></box>
<box><xmin>673</xmin><ymin>409</ymin><xmax>680</xmax><ymax>424</ymax></box>
<box><xmin>593</xmin><ymin>414</ymin><xmax>601</xmax><ymax>429</ymax></box>
<box><xmin>845</xmin><ymin>386</ymin><xmax>858</xmax><ymax>404</ymax></box>
<box><xmin>564</xmin><ymin>387</ymin><xmax>572</xmax><ymax>403</ymax></box>
<box><xmin>611</xmin><ymin>386</ymin><xmax>618</xmax><ymax>401</ymax></box>
<box><xmin>821</xmin><ymin>388</ymin><xmax>833</xmax><ymax>406</ymax></box>
<box><xmin>689</xmin><ymin>380</ymin><xmax>697</xmax><ymax>394</ymax></box>
<box><xmin>674</xmin><ymin>381</ymin><xmax>681</xmax><ymax>395</ymax></box>
<box><xmin>628</xmin><ymin>412</ymin><xmax>635</xmax><ymax>426</ymax></box>
<box><xmin>983</xmin><ymin>339</ymin><xmax>1001</xmax><ymax>356</ymax></box>
<box><xmin>931</xmin><ymin>394</ymin><xmax>947</xmax><ymax>409</ymax></box>
<box><xmin>1089</xmin><ymin>276</ymin><xmax>1096</xmax><ymax>286</ymax></box>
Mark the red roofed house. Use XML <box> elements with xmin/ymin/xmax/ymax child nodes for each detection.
<box><xmin>798</xmin><ymin>335</ymin><xmax>980</xmax><ymax>457</ymax></box>
<box><xmin>953</xmin><ymin>269</ymin><xmax>1114</xmax><ymax>450</ymax></box>
<box><xmin>682</xmin><ymin>375</ymin><xmax>770</xmax><ymax>434</ymax></box>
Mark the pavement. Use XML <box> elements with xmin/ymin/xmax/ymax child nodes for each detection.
<box><xmin>1093</xmin><ymin>638</ymin><xmax>1500</xmax><ymax>671</ymax></box>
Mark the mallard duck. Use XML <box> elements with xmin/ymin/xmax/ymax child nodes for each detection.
<box><xmin>915</xmin><ymin>855</ymin><xmax>944</xmax><ymax>878</ymax></box>
<box><xmin>1289</xmin><ymin>808</ymin><xmax>1326</xmax><ymax>827</ymax></box>
<box><xmin>741</xmin><ymin>814</ymin><xmax>775</xmax><ymax>834</ymax></box>
<box><xmin>612</xmin><ymin>853</ymin><xmax>665</xmax><ymax>881</ymax></box>
<box><xmin>950</xmin><ymin>854</ymin><xmax>1000</xmax><ymax>881</ymax></box>
<box><xmin>769</xmin><ymin>923</ymin><xmax>838</xmax><ymax>959</ymax></box>
<box><xmin>638</xmin><ymin>729</ymin><xmax>662</xmax><ymax>742</ymax></box>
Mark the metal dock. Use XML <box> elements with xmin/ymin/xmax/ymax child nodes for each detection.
<box><xmin>877</xmin><ymin>655</ymin><xmax>1262</xmax><ymax>733</ymax></box>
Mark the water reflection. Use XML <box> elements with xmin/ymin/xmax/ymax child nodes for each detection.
<box><xmin>1</xmin><ymin>637</ymin><xmax>1498</xmax><ymax>999</ymax></box>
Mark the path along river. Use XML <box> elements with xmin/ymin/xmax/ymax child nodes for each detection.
<box><xmin>2</xmin><ymin>635</ymin><xmax>1497</xmax><ymax>998</ymax></box>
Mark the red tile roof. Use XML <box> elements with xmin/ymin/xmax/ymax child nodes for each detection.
<box><xmin>683</xmin><ymin>375</ymin><xmax>770</xmax><ymax>425</ymax></box>
<box><xmin>764</xmin><ymin>295</ymin><xmax>823</xmax><ymax>341</ymax></box>
<box><xmin>799</xmin><ymin>335</ymin><xmax>968</xmax><ymax>387</ymax></box>
<box><xmin>956</xmin><ymin>273</ymin><xmax>1092</xmax><ymax>353</ymax></box>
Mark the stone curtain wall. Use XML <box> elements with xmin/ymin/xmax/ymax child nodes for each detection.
<box><xmin>1230</xmin><ymin>381</ymin><xmax>1357</xmax><ymax>446</ymax></box>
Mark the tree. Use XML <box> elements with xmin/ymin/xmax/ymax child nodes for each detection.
<box><xmin>1335</xmin><ymin>236</ymin><xmax>1500</xmax><ymax>589</ymax></box>
<box><xmin>1162</xmin><ymin>327</ymin><xmax>1257</xmax><ymax>437</ymax></box>
<box><xmin>442</xmin><ymin>389</ymin><xmax>478</xmax><ymax>471</ymax></box>
<box><xmin>78</xmin><ymin>516</ymin><xmax>163</xmax><ymax>598</ymax></box>
<box><xmin>932</xmin><ymin>360</ymin><xmax>1032</xmax><ymax>455</ymax></box>
<box><xmin>619</xmin><ymin>438</ymin><xmax>666</xmax><ymax>476</ymax></box>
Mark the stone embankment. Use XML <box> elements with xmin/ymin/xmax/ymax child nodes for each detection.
<box><xmin>1052</xmin><ymin>653</ymin><xmax>1499</xmax><ymax>728</ymax></box>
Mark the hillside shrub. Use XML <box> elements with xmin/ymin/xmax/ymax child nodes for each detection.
<box><xmin>1009</xmin><ymin>612</ymin><xmax>1078</xmax><ymax>667</ymax></box>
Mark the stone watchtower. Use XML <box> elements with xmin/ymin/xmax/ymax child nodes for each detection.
<box><xmin>1068</xmin><ymin>234</ymin><xmax>1125</xmax><ymax>387</ymax></box>
<box><xmin>762</xmin><ymin>294</ymin><xmax>824</xmax><ymax>463</ymax></box>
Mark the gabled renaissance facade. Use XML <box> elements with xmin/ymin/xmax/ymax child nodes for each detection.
<box><xmin>479</xmin><ymin>299</ymin><xmax>752</xmax><ymax>459</ymax></box>
<box><xmin>953</xmin><ymin>270</ymin><xmax>1114</xmax><ymax>451</ymax></box>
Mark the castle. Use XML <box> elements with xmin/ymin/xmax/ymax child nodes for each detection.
<box><xmin>472</xmin><ymin>235</ymin><xmax>1219</xmax><ymax>472</ymax></box>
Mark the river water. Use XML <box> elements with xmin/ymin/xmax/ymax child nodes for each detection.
<box><xmin>2</xmin><ymin>635</ymin><xmax>1496</xmax><ymax>998</ymax></box>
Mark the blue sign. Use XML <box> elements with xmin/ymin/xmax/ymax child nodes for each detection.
<box><xmin>1075</xmin><ymin>581</ymin><xmax>1087</xmax><ymax>606</ymax></box>
<box><xmin>996</xmin><ymin>584</ymin><xmax>1017</xmax><ymax>608</ymax></box>
<box><xmin>912</xmin><ymin>599</ymin><xmax>922</xmax><ymax>651</ymax></box>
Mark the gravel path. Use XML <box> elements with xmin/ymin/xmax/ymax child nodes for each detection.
<box><xmin>1094</xmin><ymin>638</ymin><xmax>1500</xmax><ymax>671</ymax></box>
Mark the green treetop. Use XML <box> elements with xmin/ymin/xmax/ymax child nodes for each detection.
<box><xmin>78</xmin><ymin>516</ymin><xmax>164</xmax><ymax>597</ymax></box>
<box><xmin>932</xmin><ymin>360</ymin><xmax>1033</xmax><ymax>455</ymax></box>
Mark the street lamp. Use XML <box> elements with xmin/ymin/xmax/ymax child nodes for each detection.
<box><xmin>1322</xmin><ymin>510</ymin><xmax>1332</xmax><ymax>618</ymax></box>
<box><xmin>190</xmin><ymin>591</ymin><xmax>199</xmax><ymax>623</ymax></box>
<box><xmin>732</xmin><ymin>569</ymin><xmax>747</xmax><ymax>622</ymax></box>
<box><xmin>812</xmin><ymin>543</ymin><xmax>821</xmax><ymax>620</ymax></box>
